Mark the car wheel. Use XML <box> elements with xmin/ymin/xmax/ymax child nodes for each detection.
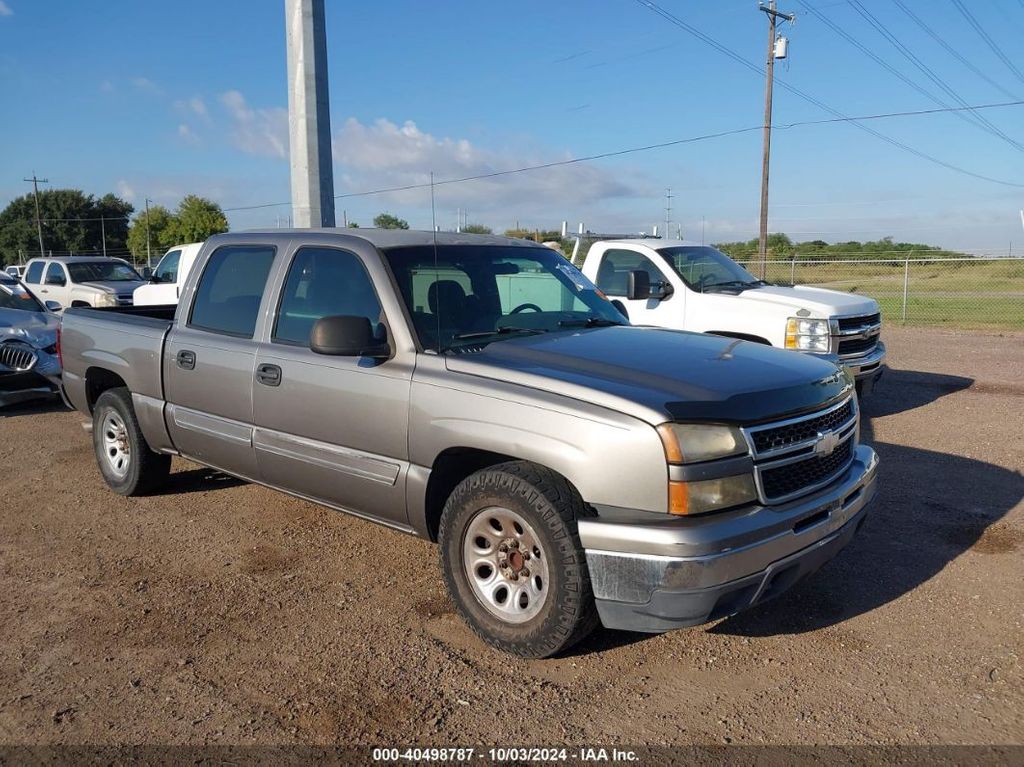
<box><xmin>92</xmin><ymin>387</ymin><xmax>170</xmax><ymax>496</ymax></box>
<box><xmin>439</xmin><ymin>461</ymin><xmax>598</xmax><ymax>658</ymax></box>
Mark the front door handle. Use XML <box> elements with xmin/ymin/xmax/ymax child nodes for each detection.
<box><xmin>256</xmin><ymin>363</ymin><xmax>282</xmax><ymax>387</ymax></box>
<box><xmin>176</xmin><ymin>350</ymin><xmax>196</xmax><ymax>370</ymax></box>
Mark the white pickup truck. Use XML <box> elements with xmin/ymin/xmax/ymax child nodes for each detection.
<box><xmin>579</xmin><ymin>239</ymin><xmax>885</xmax><ymax>394</ymax></box>
<box><xmin>133</xmin><ymin>243</ymin><xmax>203</xmax><ymax>306</ymax></box>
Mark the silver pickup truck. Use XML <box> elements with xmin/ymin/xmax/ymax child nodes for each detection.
<box><xmin>60</xmin><ymin>230</ymin><xmax>878</xmax><ymax>658</ymax></box>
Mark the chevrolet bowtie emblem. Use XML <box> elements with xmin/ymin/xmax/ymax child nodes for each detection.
<box><xmin>813</xmin><ymin>429</ymin><xmax>840</xmax><ymax>457</ymax></box>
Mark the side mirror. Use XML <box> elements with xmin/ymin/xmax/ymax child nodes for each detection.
<box><xmin>626</xmin><ymin>270</ymin><xmax>651</xmax><ymax>301</ymax></box>
<box><xmin>142</xmin><ymin>267</ymin><xmax>154</xmax><ymax>280</ymax></box>
<box><xmin>44</xmin><ymin>301</ymin><xmax>62</xmax><ymax>313</ymax></box>
<box><xmin>310</xmin><ymin>315</ymin><xmax>390</xmax><ymax>358</ymax></box>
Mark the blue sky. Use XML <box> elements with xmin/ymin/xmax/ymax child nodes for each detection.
<box><xmin>2</xmin><ymin>0</ymin><xmax>1023</xmax><ymax>251</ymax></box>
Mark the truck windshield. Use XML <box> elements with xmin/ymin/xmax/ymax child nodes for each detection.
<box><xmin>383</xmin><ymin>245</ymin><xmax>626</xmax><ymax>352</ymax></box>
<box><xmin>0</xmin><ymin>278</ymin><xmax>45</xmax><ymax>312</ymax></box>
<box><xmin>657</xmin><ymin>246</ymin><xmax>765</xmax><ymax>292</ymax></box>
<box><xmin>67</xmin><ymin>261</ymin><xmax>142</xmax><ymax>283</ymax></box>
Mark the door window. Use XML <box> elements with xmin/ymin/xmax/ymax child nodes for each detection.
<box><xmin>188</xmin><ymin>245</ymin><xmax>276</xmax><ymax>337</ymax></box>
<box><xmin>155</xmin><ymin>249</ymin><xmax>182</xmax><ymax>284</ymax></box>
<box><xmin>24</xmin><ymin>261</ymin><xmax>44</xmax><ymax>284</ymax></box>
<box><xmin>273</xmin><ymin>247</ymin><xmax>383</xmax><ymax>345</ymax></box>
<box><xmin>594</xmin><ymin>249</ymin><xmax>664</xmax><ymax>296</ymax></box>
<box><xmin>44</xmin><ymin>262</ymin><xmax>67</xmax><ymax>285</ymax></box>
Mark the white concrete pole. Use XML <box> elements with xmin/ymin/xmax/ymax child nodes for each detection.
<box><xmin>285</xmin><ymin>0</ymin><xmax>336</xmax><ymax>228</ymax></box>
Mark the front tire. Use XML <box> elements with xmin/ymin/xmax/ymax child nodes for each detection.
<box><xmin>92</xmin><ymin>388</ymin><xmax>171</xmax><ymax>496</ymax></box>
<box><xmin>439</xmin><ymin>461</ymin><xmax>598</xmax><ymax>658</ymax></box>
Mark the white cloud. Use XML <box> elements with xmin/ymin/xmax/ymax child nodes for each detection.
<box><xmin>220</xmin><ymin>89</ymin><xmax>288</xmax><ymax>159</ymax></box>
<box><xmin>188</xmin><ymin>96</ymin><xmax>207</xmax><ymax>117</ymax></box>
<box><xmin>132</xmin><ymin>76</ymin><xmax>160</xmax><ymax>93</ymax></box>
<box><xmin>332</xmin><ymin>117</ymin><xmax>644</xmax><ymax>210</ymax></box>
<box><xmin>99</xmin><ymin>80</ymin><xmax>114</xmax><ymax>93</ymax></box>
<box><xmin>116</xmin><ymin>179</ymin><xmax>136</xmax><ymax>201</ymax></box>
<box><xmin>177</xmin><ymin>123</ymin><xmax>200</xmax><ymax>145</ymax></box>
<box><xmin>0</xmin><ymin>2</ymin><xmax>12</xmax><ymax>17</ymax></box>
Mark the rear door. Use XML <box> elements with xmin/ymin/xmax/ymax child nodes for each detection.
<box><xmin>251</xmin><ymin>244</ymin><xmax>413</xmax><ymax>527</ymax></box>
<box><xmin>163</xmin><ymin>243</ymin><xmax>277</xmax><ymax>480</ymax></box>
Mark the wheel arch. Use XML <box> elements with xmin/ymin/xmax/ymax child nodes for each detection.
<box><xmin>84</xmin><ymin>366</ymin><xmax>129</xmax><ymax>413</ymax></box>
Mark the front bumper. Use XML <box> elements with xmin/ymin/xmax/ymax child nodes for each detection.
<box><xmin>580</xmin><ymin>445</ymin><xmax>878</xmax><ymax>633</ymax></box>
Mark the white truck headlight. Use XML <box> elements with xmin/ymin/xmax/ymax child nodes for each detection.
<box><xmin>785</xmin><ymin>317</ymin><xmax>830</xmax><ymax>351</ymax></box>
<box><xmin>94</xmin><ymin>292</ymin><xmax>118</xmax><ymax>307</ymax></box>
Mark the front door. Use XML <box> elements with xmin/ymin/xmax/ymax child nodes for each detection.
<box><xmin>41</xmin><ymin>262</ymin><xmax>70</xmax><ymax>309</ymax></box>
<box><xmin>252</xmin><ymin>245</ymin><xmax>413</xmax><ymax>527</ymax></box>
<box><xmin>593</xmin><ymin>248</ymin><xmax>680</xmax><ymax>326</ymax></box>
<box><xmin>163</xmin><ymin>244</ymin><xmax>277</xmax><ymax>480</ymax></box>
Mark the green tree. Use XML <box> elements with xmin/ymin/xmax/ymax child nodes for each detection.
<box><xmin>166</xmin><ymin>195</ymin><xmax>229</xmax><ymax>243</ymax></box>
<box><xmin>373</xmin><ymin>212</ymin><xmax>409</xmax><ymax>230</ymax></box>
<box><xmin>127</xmin><ymin>205</ymin><xmax>175</xmax><ymax>260</ymax></box>
<box><xmin>347</xmin><ymin>222</ymin><xmax>360</xmax><ymax>228</ymax></box>
<box><xmin>462</xmin><ymin>223</ymin><xmax>492</xmax><ymax>234</ymax></box>
<box><xmin>0</xmin><ymin>189</ymin><xmax>134</xmax><ymax>265</ymax></box>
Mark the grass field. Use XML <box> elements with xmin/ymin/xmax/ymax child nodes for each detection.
<box><xmin>736</xmin><ymin>257</ymin><xmax>1024</xmax><ymax>330</ymax></box>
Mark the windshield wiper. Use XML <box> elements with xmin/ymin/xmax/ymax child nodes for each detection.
<box><xmin>451</xmin><ymin>326</ymin><xmax>548</xmax><ymax>341</ymax></box>
<box><xmin>702</xmin><ymin>279</ymin><xmax>767</xmax><ymax>291</ymax></box>
<box><xmin>557</xmin><ymin>317</ymin><xmax>624</xmax><ymax>328</ymax></box>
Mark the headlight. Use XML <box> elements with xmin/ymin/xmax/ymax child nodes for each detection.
<box><xmin>656</xmin><ymin>423</ymin><xmax>746</xmax><ymax>464</ymax></box>
<box><xmin>785</xmin><ymin>317</ymin><xmax>830</xmax><ymax>351</ymax></box>
<box><xmin>94</xmin><ymin>292</ymin><xmax>118</xmax><ymax>307</ymax></box>
<box><xmin>670</xmin><ymin>474</ymin><xmax>758</xmax><ymax>516</ymax></box>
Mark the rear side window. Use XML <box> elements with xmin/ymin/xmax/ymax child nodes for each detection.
<box><xmin>273</xmin><ymin>247</ymin><xmax>383</xmax><ymax>345</ymax></box>
<box><xmin>155</xmin><ymin>249</ymin><xmax>182</xmax><ymax>284</ymax></box>
<box><xmin>24</xmin><ymin>261</ymin><xmax>44</xmax><ymax>284</ymax></box>
<box><xmin>189</xmin><ymin>245</ymin><xmax>276</xmax><ymax>337</ymax></box>
<box><xmin>595</xmin><ymin>249</ymin><xmax>664</xmax><ymax>297</ymax></box>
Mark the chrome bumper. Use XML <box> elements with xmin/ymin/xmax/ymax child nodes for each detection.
<box><xmin>840</xmin><ymin>340</ymin><xmax>886</xmax><ymax>381</ymax></box>
<box><xmin>580</xmin><ymin>445</ymin><xmax>878</xmax><ymax>633</ymax></box>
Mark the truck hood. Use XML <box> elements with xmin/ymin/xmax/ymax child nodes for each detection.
<box><xmin>737</xmin><ymin>285</ymin><xmax>879</xmax><ymax>318</ymax></box>
<box><xmin>80</xmin><ymin>280</ymin><xmax>145</xmax><ymax>297</ymax></box>
<box><xmin>444</xmin><ymin>326</ymin><xmax>852</xmax><ymax>425</ymax></box>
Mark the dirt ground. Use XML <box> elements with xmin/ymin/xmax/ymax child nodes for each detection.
<box><xmin>0</xmin><ymin>326</ymin><xmax>1021</xmax><ymax>747</ymax></box>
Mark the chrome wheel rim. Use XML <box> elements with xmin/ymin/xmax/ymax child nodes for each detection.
<box><xmin>100</xmin><ymin>411</ymin><xmax>131</xmax><ymax>478</ymax></box>
<box><xmin>462</xmin><ymin>507</ymin><xmax>551</xmax><ymax>624</ymax></box>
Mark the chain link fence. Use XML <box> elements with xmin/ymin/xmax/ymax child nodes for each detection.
<box><xmin>733</xmin><ymin>256</ymin><xmax>1024</xmax><ymax>330</ymax></box>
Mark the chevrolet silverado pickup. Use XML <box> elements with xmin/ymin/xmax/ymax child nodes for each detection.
<box><xmin>578</xmin><ymin>239</ymin><xmax>886</xmax><ymax>394</ymax></box>
<box><xmin>59</xmin><ymin>230</ymin><xmax>878</xmax><ymax>658</ymax></box>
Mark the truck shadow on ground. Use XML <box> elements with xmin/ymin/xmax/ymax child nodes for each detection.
<box><xmin>152</xmin><ymin>467</ymin><xmax>246</xmax><ymax>496</ymax></box>
<box><xmin>711</xmin><ymin>368</ymin><xmax>1023</xmax><ymax>638</ymax></box>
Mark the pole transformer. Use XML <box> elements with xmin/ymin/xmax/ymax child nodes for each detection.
<box><xmin>24</xmin><ymin>174</ymin><xmax>49</xmax><ymax>258</ymax></box>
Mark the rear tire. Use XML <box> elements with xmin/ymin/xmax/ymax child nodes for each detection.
<box><xmin>439</xmin><ymin>461</ymin><xmax>599</xmax><ymax>658</ymax></box>
<box><xmin>92</xmin><ymin>388</ymin><xmax>170</xmax><ymax>496</ymax></box>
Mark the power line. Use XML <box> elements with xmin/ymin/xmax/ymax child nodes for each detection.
<box><xmin>892</xmin><ymin>0</ymin><xmax>1022</xmax><ymax>102</ymax></box>
<box><xmin>951</xmin><ymin>0</ymin><xmax>1024</xmax><ymax>87</ymax></box>
<box><xmin>799</xmin><ymin>1</ymin><xmax>1024</xmax><ymax>153</ymax></box>
<box><xmin>632</xmin><ymin>0</ymin><xmax>1024</xmax><ymax>188</ymax></box>
<box><xmin>220</xmin><ymin>99</ymin><xmax>1024</xmax><ymax>215</ymax></box>
<box><xmin>845</xmin><ymin>0</ymin><xmax>1024</xmax><ymax>154</ymax></box>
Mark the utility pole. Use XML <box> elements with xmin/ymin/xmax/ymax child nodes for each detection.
<box><xmin>665</xmin><ymin>188</ymin><xmax>673</xmax><ymax>240</ymax></box>
<box><xmin>285</xmin><ymin>0</ymin><xmax>336</xmax><ymax>228</ymax></box>
<box><xmin>144</xmin><ymin>198</ymin><xmax>152</xmax><ymax>267</ymax></box>
<box><xmin>23</xmin><ymin>174</ymin><xmax>48</xmax><ymax>258</ymax></box>
<box><xmin>100</xmin><ymin>215</ymin><xmax>107</xmax><ymax>257</ymax></box>
<box><xmin>757</xmin><ymin>1</ymin><xmax>794</xmax><ymax>279</ymax></box>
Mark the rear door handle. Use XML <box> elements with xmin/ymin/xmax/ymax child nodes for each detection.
<box><xmin>176</xmin><ymin>350</ymin><xmax>196</xmax><ymax>370</ymax></box>
<box><xmin>256</xmin><ymin>363</ymin><xmax>282</xmax><ymax>387</ymax></box>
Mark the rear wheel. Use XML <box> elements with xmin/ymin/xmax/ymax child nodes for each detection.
<box><xmin>92</xmin><ymin>388</ymin><xmax>170</xmax><ymax>496</ymax></box>
<box><xmin>439</xmin><ymin>461</ymin><xmax>598</xmax><ymax>658</ymax></box>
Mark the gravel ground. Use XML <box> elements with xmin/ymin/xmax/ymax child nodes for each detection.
<box><xmin>0</xmin><ymin>326</ymin><xmax>1021</xmax><ymax>747</ymax></box>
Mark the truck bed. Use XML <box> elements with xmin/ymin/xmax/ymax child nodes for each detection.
<box><xmin>62</xmin><ymin>304</ymin><xmax>178</xmax><ymax>326</ymax></box>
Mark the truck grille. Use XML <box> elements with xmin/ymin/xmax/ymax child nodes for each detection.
<box><xmin>838</xmin><ymin>336</ymin><xmax>878</xmax><ymax>356</ymax></box>
<box><xmin>760</xmin><ymin>436</ymin><xmax>854</xmax><ymax>501</ymax></box>
<box><xmin>0</xmin><ymin>342</ymin><xmax>37</xmax><ymax>372</ymax></box>
<box><xmin>750</xmin><ymin>398</ymin><xmax>854</xmax><ymax>455</ymax></box>
<box><xmin>743</xmin><ymin>396</ymin><xmax>858</xmax><ymax>503</ymax></box>
<box><xmin>837</xmin><ymin>313</ymin><xmax>880</xmax><ymax>332</ymax></box>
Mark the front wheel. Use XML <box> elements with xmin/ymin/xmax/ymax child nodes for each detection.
<box><xmin>92</xmin><ymin>388</ymin><xmax>171</xmax><ymax>496</ymax></box>
<box><xmin>439</xmin><ymin>461</ymin><xmax>598</xmax><ymax>658</ymax></box>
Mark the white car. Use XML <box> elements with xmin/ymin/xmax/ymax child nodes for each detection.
<box><xmin>579</xmin><ymin>239</ymin><xmax>885</xmax><ymax>393</ymax></box>
<box><xmin>22</xmin><ymin>256</ymin><xmax>146</xmax><ymax>311</ymax></box>
<box><xmin>133</xmin><ymin>243</ymin><xmax>203</xmax><ymax>306</ymax></box>
<box><xmin>5</xmin><ymin>265</ymin><xmax>25</xmax><ymax>280</ymax></box>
